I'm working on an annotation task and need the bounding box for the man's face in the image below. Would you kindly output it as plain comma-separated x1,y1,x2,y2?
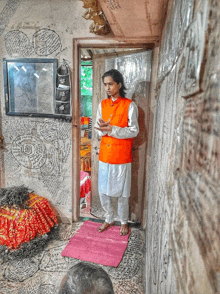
103,76,121,98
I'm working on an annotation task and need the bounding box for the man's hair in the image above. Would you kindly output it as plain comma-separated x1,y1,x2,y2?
102,69,127,98
58,262,114,294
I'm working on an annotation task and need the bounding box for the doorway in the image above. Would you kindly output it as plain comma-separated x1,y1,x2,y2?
72,38,154,224
79,59,93,218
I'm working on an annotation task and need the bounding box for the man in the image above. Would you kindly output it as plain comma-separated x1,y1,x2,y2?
94,69,139,236
58,262,114,294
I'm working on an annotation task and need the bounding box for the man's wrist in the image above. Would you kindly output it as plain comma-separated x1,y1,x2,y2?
108,125,114,136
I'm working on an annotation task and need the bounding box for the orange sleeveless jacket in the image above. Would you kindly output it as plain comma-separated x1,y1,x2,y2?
99,97,133,164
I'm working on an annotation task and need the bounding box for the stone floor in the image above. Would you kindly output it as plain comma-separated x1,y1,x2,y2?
0,221,145,294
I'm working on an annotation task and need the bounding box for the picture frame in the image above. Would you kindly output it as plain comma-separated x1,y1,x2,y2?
3,58,68,118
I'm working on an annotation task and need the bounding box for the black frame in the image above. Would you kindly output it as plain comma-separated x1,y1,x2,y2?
3,58,70,119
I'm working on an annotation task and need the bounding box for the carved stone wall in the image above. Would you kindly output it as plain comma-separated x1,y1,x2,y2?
145,0,220,293
0,0,94,222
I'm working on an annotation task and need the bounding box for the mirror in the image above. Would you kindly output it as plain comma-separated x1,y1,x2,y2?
3,58,58,118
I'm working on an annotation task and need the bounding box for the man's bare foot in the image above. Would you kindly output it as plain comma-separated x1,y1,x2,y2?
120,224,129,236
98,222,115,233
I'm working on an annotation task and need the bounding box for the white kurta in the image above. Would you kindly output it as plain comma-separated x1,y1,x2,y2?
94,98,139,198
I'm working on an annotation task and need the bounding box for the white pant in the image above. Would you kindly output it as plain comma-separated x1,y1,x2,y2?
98,161,131,197
99,193,129,224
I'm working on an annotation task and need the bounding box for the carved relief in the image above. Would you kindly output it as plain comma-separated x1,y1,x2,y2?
158,0,194,82
4,257,39,282
0,0,22,36
183,0,209,97
3,117,72,202
39,244,69,272
11,135,46,169
33,29,62,56
176,49,188,96
4,30,33,56
4,29,62,57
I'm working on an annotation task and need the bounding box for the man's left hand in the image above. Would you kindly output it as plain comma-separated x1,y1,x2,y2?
95,118,113,132
95,124,113,132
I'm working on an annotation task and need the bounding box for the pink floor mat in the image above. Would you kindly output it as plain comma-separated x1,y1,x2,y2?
61,220,130,267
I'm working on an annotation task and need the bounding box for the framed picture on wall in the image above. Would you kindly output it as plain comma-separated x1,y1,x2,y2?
3,58,70,118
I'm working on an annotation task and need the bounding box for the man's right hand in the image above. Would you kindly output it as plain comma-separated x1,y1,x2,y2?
97,118,110,127
95,118,112,132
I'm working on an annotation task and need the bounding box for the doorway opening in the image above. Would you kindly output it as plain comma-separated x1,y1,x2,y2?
79,59,93,218
72,39,154,223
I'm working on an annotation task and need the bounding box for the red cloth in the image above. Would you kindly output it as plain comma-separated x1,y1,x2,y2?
0,193,57,249
81,117,90,127
61,220,130,267
80,171,91,198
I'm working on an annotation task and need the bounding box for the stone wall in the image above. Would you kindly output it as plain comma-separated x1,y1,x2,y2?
0,0,94,222
145,0,219,293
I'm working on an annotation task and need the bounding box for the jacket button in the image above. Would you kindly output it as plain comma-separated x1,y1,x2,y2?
107,144,110,146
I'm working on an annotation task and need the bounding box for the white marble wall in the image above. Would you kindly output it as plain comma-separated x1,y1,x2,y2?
145,0,219,293
0,0,94,222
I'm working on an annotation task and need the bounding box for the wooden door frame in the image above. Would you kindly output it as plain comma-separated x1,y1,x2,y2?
72,37,155,222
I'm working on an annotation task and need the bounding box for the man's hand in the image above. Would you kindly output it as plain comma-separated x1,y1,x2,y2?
98,118,110,127
95,118,113,132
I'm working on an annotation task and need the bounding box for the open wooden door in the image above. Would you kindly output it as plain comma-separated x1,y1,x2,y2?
90,56,106,217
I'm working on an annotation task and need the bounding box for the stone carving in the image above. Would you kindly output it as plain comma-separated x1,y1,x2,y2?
183,0,209,97
0,0,22,36
58,222,84,241
39,122,71,147
176,49,188,96
4,30,33,56
11,135,46,169
54,189,71,206
4,28,62,57
38,284,56,294
33,29,62,56
39,244,69,272
16,272,60,294
113,279,144,294
3,118,71,203
108,230,144,280
4,257,39,282
39,122,61,143
145,67,178,293
176,52,218,294
80,0,111,35
0,281,22,294
125,229,144,254
158,209,176,294
158,0,194,82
